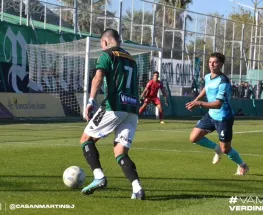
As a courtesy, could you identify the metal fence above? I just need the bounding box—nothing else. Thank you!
[0,0,75,30]
[1,0,263,86]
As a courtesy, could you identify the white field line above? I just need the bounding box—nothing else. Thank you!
[4,124,263,135]
[151,130,263,135]
[130,147,263,158]
[3,123,263,134]
[0,130,263,158]
[0,142,262,158]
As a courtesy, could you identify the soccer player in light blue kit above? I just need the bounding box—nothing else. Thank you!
[186,52,249,175]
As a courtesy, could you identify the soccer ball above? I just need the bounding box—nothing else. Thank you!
[63,166,86,188]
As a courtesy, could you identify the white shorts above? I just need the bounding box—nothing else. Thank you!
[84,108,138,148]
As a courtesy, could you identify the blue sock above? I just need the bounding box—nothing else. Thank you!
[227,148,244,165]
[196,137,217,150]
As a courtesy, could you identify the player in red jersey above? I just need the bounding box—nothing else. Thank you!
[139,71,168,123]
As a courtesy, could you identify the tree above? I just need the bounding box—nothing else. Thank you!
[229,7,253,25]
[60,0,115,35]
[122,10,153,44]
[186,8,254,78]
[159,0,192,9]
[155,0,193,58]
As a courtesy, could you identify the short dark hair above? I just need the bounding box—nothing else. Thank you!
[210,52,225,64]
[101,28,120,43]
[153,71,159,75]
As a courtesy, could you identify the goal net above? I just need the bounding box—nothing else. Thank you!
[26,37,162,118]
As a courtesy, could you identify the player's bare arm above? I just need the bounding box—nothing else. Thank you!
[186,99,223,111]
[185,87,206,111]
[186,85,224,111]
[194,87,206,101]
[186,97,223,111]
[140,87,148,98]
[86,69,104,120]
[90,69,104,99]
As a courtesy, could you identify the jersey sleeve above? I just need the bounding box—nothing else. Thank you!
[216,81,230,101]
[146,80,152,89]
[96,52,111,73]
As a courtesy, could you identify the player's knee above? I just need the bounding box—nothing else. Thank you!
[80,134,86,144]
[221,148,229,154]
[218,140,231,154]
[114,142,128,158]
[221,145,231,154]
[80,134,96,144]
[139,105,146,114]
[189,135,198,143]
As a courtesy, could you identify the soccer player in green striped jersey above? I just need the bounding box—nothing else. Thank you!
[80,29,145,200]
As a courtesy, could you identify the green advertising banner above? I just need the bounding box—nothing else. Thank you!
[0,20,81,93]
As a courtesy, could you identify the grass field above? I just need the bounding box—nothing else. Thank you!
[0,119,263,215]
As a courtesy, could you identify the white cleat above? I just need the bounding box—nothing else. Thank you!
[212,153,222,164]
[212,145,222,164]
[234,164,249,176]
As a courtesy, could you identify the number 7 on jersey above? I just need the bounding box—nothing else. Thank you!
[124,66,133,88]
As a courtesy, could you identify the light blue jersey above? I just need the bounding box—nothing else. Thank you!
[204,73,233,121]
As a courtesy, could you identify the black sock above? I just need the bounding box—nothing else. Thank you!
[116,154,139,183]
[81,141,101,171]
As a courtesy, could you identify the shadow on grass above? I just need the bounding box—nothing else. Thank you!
[0,175,262,183]
[104,176,263,183]
[145,194,244,201]
[0,175,261,196]
[84,192,263,201]
[249,174,263,177]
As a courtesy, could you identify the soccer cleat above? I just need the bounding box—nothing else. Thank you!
[212,145,222,164]
[234,164,249,176]
[160,121,165,124]
[81,177,107,195]
[131,189,146,200]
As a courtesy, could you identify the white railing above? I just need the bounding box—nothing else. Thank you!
[1,0,263,84]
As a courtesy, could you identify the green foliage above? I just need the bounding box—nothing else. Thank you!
[122,0,192,53]
[159,0,192,9]
[186,8,254,76]
[60,0,115,35]
[122,10,153,44]
[229,7,253,25]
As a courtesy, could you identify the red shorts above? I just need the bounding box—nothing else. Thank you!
[144,97,161,106]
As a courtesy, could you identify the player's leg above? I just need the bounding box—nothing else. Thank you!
[81,108,127,195]
[80,133,107,195]
[190,114,222,164]
[114,113,145,200]
[139,98,150,115]
[153,98,164,123]
[216,119,249,175]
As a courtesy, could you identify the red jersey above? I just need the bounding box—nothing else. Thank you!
[145,80,163,98]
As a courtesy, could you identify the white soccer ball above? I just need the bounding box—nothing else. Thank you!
[63,166,86,188]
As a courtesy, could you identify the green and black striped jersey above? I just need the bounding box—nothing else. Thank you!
[96,46,139,114]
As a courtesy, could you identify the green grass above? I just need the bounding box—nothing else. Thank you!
[0,119,263,215]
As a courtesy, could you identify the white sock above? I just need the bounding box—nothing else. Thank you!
[132,179,142,193]
[93,168,105,179]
